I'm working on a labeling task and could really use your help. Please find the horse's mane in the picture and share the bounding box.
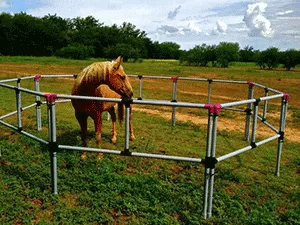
[75,61,112,87]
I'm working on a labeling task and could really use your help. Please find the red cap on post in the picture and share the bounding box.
[247,81,255,87]
[283,93,290,101]
[44,93,57,103]
[34,74,41,81]
[171,76,178,82]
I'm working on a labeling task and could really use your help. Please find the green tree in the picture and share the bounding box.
[104,43,140,62]
[256,47,280,70]
[180,44,216,66]
[151,42,181,59]
[215,42,240,67]
[56,44,95,60]
[239,45,255,62]
[279,49,300,71]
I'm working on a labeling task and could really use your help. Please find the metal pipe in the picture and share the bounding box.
[124,104,130,152]
[222,107,245,112]
[34,76,42,131]
[58,144,204,163]
[275,95,289,176]
[0,119,49,145]
[244,83,254,141]
[203,111,214,219]
[217,134,280,162]
[138,75,143,100]
[47,95,58,194]
[207,111,219,218]
[58,145,122,155]
[0,110,17,119]
[207,80,212,104]
[251,101,259,144]
[40,74,74,78]
[257,115,279,133]
[171,77,178,126]
[253,82,283,94]
[58,94,207,108]
[16,79,22,130]
[263,89,269,121]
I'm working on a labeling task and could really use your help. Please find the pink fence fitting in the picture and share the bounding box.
[34,74,42,81]
[44,93,57,103]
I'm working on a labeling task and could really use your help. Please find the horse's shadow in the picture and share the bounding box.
[56,129,113,148]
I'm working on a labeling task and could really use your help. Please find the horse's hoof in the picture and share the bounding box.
[111,137,117,144]
[97,153,104,160]
[81,153,87,160]
[130,135,135,141]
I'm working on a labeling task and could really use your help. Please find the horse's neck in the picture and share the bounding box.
[76,62,110,88]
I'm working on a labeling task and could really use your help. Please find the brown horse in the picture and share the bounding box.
[97,84,134,142]
[71,56,134,159]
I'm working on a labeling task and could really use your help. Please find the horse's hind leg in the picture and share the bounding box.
[75,112,88,159]
[93,112,104,160]
[108,107,117,144]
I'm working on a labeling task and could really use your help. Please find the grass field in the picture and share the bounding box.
[0,57,299,224]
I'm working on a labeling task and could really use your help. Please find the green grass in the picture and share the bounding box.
[0,57,299,224]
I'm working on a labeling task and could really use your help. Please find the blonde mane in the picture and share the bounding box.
[75,62,111,87]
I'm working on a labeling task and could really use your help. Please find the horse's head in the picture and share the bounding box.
[107,56,133,98]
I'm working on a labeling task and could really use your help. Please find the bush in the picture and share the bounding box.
[56,44,95,60]
[104,43,140,62]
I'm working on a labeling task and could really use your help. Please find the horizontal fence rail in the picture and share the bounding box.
[0,74,289,220]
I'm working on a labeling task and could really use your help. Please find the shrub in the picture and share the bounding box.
[56,44,95,60]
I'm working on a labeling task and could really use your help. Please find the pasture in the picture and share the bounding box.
[0,57,299,224]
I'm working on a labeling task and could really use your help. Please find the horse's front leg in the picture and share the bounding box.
[93,112,104,160]
[75,112,88,159]
[129,106,135,141]
[108,107,117,144]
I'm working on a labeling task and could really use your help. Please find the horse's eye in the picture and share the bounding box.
[120,76,125,80]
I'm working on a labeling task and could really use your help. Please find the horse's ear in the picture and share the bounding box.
[113,56,123,69]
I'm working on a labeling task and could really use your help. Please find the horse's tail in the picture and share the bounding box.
[117,102,124,124]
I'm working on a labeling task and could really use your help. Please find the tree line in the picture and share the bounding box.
[1,13,300,70]
[181,43,300,70]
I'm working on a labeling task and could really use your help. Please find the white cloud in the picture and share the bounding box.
[211,20,227,36]
[276,10,293,16]
[216,20,228,33]
[187,21,202,33]
[0,0,9,8]
[243,2,273,38]
[2,0,300,50]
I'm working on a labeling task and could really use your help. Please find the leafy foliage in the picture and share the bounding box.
[56,44,95,60]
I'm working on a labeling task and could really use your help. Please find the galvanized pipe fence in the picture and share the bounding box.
[0,74,289,219]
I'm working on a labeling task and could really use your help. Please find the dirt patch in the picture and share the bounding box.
[133,107,300,143]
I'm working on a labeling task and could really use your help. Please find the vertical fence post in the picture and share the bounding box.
[262,88,269,121]
[138,75,143,100]
[251,99,260,147]
[275,94,289,176]
[203,104,220,219]
[203,105,213,219]
[34,75,42,131]
[46,93,58,194]
[122,98,132,156]
[244,82,254,141]
[171,76,178,126]
[207,79,213,104]
[15,78,22,131]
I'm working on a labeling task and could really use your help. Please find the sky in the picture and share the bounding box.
[1,0,300,50]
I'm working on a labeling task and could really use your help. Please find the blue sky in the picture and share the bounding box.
[1,0,300,50]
